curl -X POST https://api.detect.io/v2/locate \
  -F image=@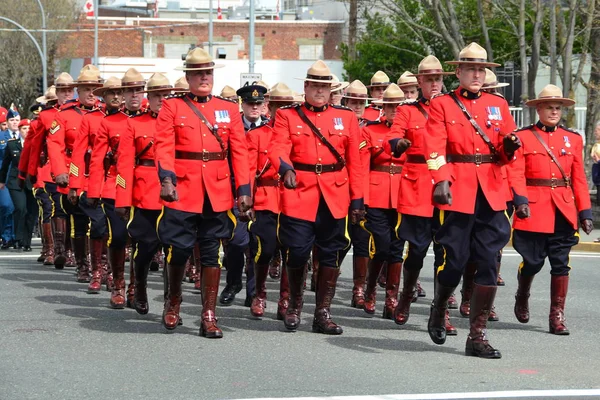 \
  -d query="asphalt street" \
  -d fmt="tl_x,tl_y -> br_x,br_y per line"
1,242 -> 599,400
